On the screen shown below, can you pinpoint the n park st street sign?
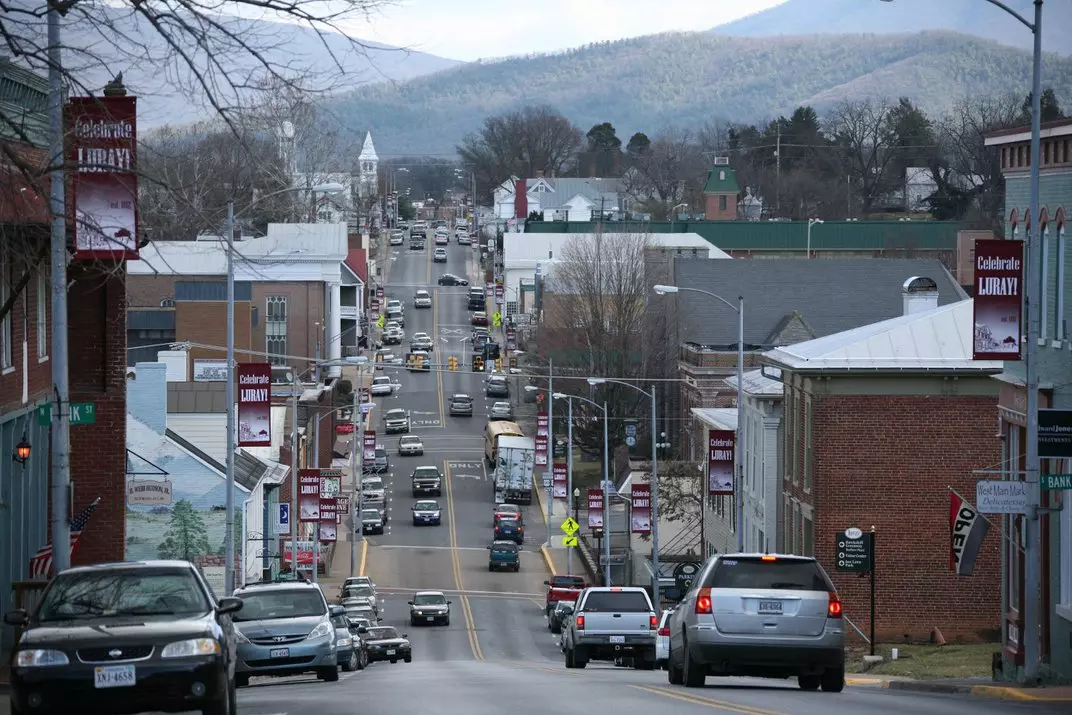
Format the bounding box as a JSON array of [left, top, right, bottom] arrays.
[[38, 402, 97, 426]]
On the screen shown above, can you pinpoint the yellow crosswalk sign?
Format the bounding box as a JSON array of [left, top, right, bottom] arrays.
[[560, 517, 579, 535], [563, 535, 579, 547], [375, 315, 385, 329], [492, 311, 502, 327]]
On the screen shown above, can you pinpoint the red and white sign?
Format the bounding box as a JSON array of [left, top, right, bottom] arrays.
[[552, 463, 568, 499], [237, 363, 272, 447], [631, 483, 651, 534], [319, 497, 338, 542], [298, 470, 321, 522], [536, 411, 549, 437], [587, 488, 603, 529], [282, 540, 323, 566], [707, 430, 735, 496], [973, 239, 1024, 361], [535, 435, 548, 467], [363, 430, 377, 460], [335, 423, 355, 435], [66, 95, 139, 261]]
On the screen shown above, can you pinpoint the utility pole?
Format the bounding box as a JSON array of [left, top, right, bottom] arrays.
[[775, 124, 781, 218], [356, 368, 367, 556], [311, 337, 321, 583], [47, 6, 72, 574], [290, 380, 299, 576], [224, 201, 236, 595], [650, 384, 661, 605], [566, 398, 574, 575], [349, 383, 359, 574], [545, 360, 554, 546], [601, 401, 611, 586]]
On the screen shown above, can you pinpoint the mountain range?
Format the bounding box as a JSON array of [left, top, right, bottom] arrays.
[[324, 30, 1072, 157], [713, 0, 1071, 56]]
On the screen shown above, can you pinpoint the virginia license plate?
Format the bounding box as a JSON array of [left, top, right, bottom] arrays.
[[269, 648, 290, 658], [93, 665, 136, 689], [426, 616, 434, 622], [386, 649, 396, 655], [758, 600, 783, 615], [609, 635, 625, 644]]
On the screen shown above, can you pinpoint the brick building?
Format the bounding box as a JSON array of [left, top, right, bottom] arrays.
[[763, 294, 1003, 641], [701, 166, 740, 220]]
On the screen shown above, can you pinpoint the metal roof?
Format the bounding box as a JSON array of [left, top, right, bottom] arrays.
[[763, 299, 1005, 373], [505, 232, 729, 268], [725, 369, 783, 396], [691, 407, 738, 431]]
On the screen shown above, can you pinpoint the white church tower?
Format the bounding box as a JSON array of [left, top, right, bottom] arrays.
[[358, 132, 378, 199]]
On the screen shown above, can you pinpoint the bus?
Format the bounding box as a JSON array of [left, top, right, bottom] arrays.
[[484, 420, 524, 464]]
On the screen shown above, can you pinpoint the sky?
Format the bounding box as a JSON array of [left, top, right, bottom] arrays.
[[348, 0, 788, 61]]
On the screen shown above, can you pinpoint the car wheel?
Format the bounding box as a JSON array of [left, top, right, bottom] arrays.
[[390, 659, 397, 664], [820, 666, 845, 693], [489, 563, 494, 571], [682, 641, 705, 688], [565, 646, 575, 669], [357, 649, 368, 670], [201, 679, 235, 715], [342, 651, 358, 672], [668, 657, 684, 685], [444, 617, 450, 626], [550, 623, 561, 634], [798, 674, 821, 691], [410, 617, 418, 626], [319, 666, 340, 683], [573, 646, 587, 669], [404, 655, 412, 663], [235, 674, 250, 689]]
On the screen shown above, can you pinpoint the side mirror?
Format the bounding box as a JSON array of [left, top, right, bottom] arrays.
[[402, 633, 409, 638], [407, 601, 414, 605], [4, 609, 28, 626], [217, 597, 243, 615], [329, 605, 346, 617], [447, 600, 453, 605], [486, 545, 491, 550], [358, 627, 369, 634], [377, 617, 384, 622]]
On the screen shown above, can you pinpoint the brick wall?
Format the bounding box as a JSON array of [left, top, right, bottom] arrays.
[[67, 264, 128, 565], [793, 392, 1001, 642], [703, 192, 738, 221], [175, 300, 253, 366], [126, 274, 179, 308]]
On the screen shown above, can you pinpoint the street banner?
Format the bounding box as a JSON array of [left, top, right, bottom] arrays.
[[535, 411, 549, 466], [631, 483, 651, 534], [535, 435, 548, 466], [236, 363, 272, 446], [319, 497, 338, 542], [707, 430, 736, 495], [553, 463, 568, 499], [363, 430, 377, 460], [485, 282, 494, 297], [298, 470, 321, 522], [336, 423, 354, 435], [536, 411, 549, 436], [320, 470, 343, 498], [336, 495, 351, 515], [495, 285, 505, 304], [950, 492, 990, 576], [587, 488, 603, 529], [65, 95, 140, 261], [973, 239, 1024, 360]]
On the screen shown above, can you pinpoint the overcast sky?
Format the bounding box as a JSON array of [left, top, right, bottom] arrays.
[[348, 0, 787, 61]]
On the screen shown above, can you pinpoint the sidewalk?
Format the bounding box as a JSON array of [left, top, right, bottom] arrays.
[[846, 675, 1072, 702], [532, 478, 570, 576]]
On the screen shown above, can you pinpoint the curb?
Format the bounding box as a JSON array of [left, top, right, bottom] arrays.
[[883, 680, 1072, 702], [539, 544, 557, 576], [359, 539, 368, 577], [531, 472, 550, 527]]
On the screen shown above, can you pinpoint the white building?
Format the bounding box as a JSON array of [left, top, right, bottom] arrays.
[[689, 407, 738, 556], [493, 176, 624, 220], [357, 132, 379, 199], [292, 172, 355, 225], [127, 223, 351, 377]]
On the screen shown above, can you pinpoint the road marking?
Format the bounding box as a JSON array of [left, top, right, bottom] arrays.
[[452, 473, 482, 480], [629, 685, 786, 715], [359, 539, 368, 576], [372, 545, 489, 551], [445, 460, 484, 662]]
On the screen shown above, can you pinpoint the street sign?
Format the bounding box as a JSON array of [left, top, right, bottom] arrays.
[[1041, 474, 1072, 490], [275, 503, 290, 535], [835, 527, 873, 572], [673, 562, 701, 594], [624, 421, 637, 448], [492, 311, 502, 327], [37, 402, 96, 426], [563, 535, 579, 547], [560, 517, 579, 535]]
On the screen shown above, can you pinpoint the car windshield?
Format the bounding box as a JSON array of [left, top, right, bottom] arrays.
[[386, 410, 406, 418], [367, 626, 400, 639], [401, 436, 420, 444], [362, 509, 381, 519], [414, 501, 439, 510], [375, 449, 387, 458], [345, 586, 374, 598], [582, 591, 651, 613], [453, 395, 471, 402], [707, 557, 833, 591], [413, 593, 446, 606], [36, 569, 209, 621], [233, 589, 326, 622], [497, 519, 519, 529], [413, 468, 440, 479], [332, 614, 349, 628], [551, 576, 585, 588]]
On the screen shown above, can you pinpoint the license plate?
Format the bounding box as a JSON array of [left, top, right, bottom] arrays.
[[609, 635, 625, 644], [758, 600, 783, 615], [93, 665, 136, 689], [426, 616, 434, 622], [386, 649, 396, 655], [269, 648, 290, 658]]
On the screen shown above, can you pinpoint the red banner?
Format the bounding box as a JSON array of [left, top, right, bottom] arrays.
[[587, 487, 603, 529], [553, 463, 568, 499], [335, 423, 354, 435], [363, 430, 377, 460], [708, 430, 735, 496], [298, 470, 321, 522], [631, 483, 651, 534], [319, 497, 338, 542], [282, 540, 322, 566], [237, 363, 272, 446], [535, 411, 549, 466], [66, 95, 139, 261], [973, 239, 1024, 361]]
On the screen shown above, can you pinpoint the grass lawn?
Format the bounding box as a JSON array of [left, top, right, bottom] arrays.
[[846, 643, 998, 680]]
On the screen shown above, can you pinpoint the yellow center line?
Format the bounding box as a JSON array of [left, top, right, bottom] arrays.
[[630, 684, 787, 715], [445, 460, 484, 661], [434, 289, 446, 424], [358, 539, 368, 576]]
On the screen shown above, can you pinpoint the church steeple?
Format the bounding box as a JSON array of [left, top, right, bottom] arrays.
[[357, 132, 378, 198]]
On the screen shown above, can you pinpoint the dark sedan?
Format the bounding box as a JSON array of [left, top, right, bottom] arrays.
[[360, 625, 412, 663], [4, 560, 242, 715], [438, 273, 469, 286], [548, 600, 575, 634]]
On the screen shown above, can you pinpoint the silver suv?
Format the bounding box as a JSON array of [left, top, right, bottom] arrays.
[[666, 553, 845, 692]]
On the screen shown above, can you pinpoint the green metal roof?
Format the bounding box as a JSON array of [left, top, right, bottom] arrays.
[[0, 60, 49, 147], [702, 167, 739, 194], [524, 220, 963, 251]]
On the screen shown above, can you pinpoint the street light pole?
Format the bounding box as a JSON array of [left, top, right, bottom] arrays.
[[601, 400, 611, 586], [546, 359, 554, 546], [290, 377, 300, 576], [224, 201, 237, 594], [349, 382, 359, 574], [650, 383, 660, 602], [566, 398, 574, 575], [807, 218, 824, 259]]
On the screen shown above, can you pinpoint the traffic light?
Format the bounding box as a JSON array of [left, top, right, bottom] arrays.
[[495, 358, 502, 371], [448, 356, 458, 371], [472, 355, 484, 372], [415, 354, 424, 369]]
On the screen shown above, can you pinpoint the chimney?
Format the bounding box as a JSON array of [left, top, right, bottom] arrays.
[[127, 362, 168, 434], [902, 276, 940, 315]]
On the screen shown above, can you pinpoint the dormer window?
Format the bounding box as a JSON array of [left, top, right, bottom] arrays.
[[719, 170, 726, 181], [160, 297, 175, 308]]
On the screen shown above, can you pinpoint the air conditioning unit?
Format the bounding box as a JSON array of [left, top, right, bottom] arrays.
[[712, 157, 730, 166]]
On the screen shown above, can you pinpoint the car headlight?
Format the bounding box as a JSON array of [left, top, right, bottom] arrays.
[[16, 649, 69, 667], [337, 638, 352, 648], [161, 638, 221, 658], [308, 621, 334, 640], [234, 629, 251, 644]]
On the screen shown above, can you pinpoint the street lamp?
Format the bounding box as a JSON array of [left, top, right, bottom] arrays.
[[587, 377, 670, 604], [669, 202, 689, 232], [653, 284, 746, 553], [223, 182, 345, 595], [806, 218, 824, 258]]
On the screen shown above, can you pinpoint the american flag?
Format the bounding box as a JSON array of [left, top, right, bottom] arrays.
[[28, 497, 101, 579]]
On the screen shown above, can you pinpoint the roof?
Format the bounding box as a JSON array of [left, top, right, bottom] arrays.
[[691, 407, 738, 431], [725, 369, 783, 397], [703, 167, 740, 194], [344, 248, 368, 282], [764, 299, 1005, 373], [984, 117, 1072, 146], [359, 132, 378, 161], [533, 178, 623, 211], [674, 258, 966, 348], [167, 413, 227, 463], [505, 232, 729, 269]]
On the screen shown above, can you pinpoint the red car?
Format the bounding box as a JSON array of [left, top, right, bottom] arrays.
[[471, 311, 489, 326], [544, 575, 586, 614], [493, 503, 522, 526]]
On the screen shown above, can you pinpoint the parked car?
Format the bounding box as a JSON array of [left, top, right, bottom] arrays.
[[3, 560, 242, 715], [370, 376, 398, 396], [548, 600, 575, 634], [471, 311, 489, 326], [398, 435, 424, 456], [414, 290, 432, 308], [666, 553, 845, 692], [438, 273, 468, 286], [409, 592, 451, 626], [362, 447, 389, 475], [411, 499, 442, 526], [341, 584, 378, 614], [361, 625, 412, 664], [656, 608, 674, 669], [488, 540, 521, 572], [449, 393, 473, 416], [331, 607, 367, 672], [488, 401, 513, 420]]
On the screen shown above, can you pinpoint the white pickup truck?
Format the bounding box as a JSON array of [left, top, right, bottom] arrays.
[[562, 586, 657, 670]]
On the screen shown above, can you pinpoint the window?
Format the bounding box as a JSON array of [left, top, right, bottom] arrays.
[[802, 512, 814, 557], [706, 556, 833, 591], [265, 295, 288, 365], [803, 396, 812, 493], [582, 591, 651, 612], [160, 297, 175, 308], [0, 246, 11, 369], [792, 501, 801, 554], [719, 195, 728, 211], [37, 269, 47, 360]]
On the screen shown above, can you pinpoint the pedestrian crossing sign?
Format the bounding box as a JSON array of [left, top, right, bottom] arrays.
[[492, 311, 502, 327], [560, 517, 579, 535], [376, 315, 385, 329]]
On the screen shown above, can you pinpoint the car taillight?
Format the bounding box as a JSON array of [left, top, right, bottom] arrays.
[[658, 627, 670, 637], [695, 587, 712, 615], [650, 615, 658, 629], [575, 615, 584, 629], [827, 593, 843, 618]]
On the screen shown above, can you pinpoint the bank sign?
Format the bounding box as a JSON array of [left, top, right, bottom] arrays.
[[66, 95, 140, 261]]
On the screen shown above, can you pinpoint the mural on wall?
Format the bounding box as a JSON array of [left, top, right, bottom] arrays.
[[125, 418, 246, 566]]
